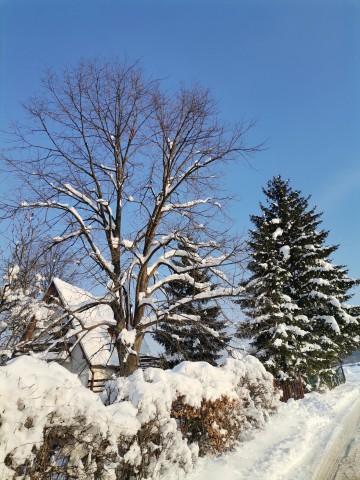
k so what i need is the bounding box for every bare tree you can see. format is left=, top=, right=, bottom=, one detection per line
left=0, top=262, right=62, bottom=364
left=0, top=212, right=87, bottom=363
left=1, top=211, right=84, bottom=294
left=2, top=59, right=260, bottom=375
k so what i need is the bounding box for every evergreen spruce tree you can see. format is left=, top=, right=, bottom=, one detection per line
left=238, top=176, right=360, bottom=387
left=154, top=242, right=229, bottom=368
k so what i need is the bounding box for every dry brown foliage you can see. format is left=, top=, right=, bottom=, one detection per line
left=172, top=395, right=244, bottom=456
left=6, top=423, right=116, bottom=480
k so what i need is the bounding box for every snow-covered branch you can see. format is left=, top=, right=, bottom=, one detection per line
left=162, top=197, right=212, bottom=213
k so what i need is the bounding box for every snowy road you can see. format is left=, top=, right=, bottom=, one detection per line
left=333, top=419, right=360, bottom=480
left=189, top=364, right=360, bottom=480
left=313, top=396, right=360, bottom=480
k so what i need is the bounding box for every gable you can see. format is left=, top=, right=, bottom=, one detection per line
left=51, top=278, right=118, bottom=367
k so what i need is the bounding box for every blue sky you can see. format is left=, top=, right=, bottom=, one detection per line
left=1, top=0, right=359, bottom=300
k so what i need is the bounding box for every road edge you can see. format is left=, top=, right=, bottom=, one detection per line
left=312, top=397, right=360, bottom=480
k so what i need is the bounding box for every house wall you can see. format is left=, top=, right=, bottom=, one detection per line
left=43, top=280, right=120, bottom=391
left=57, top=341, right=118, bottom=391
left=87, top=366, right=117, bottom=393
left=68, top=344, right=89, bottom=387
left=60, top=352, right=117, bottom=391
left=91, top=366, right=117, bottom=380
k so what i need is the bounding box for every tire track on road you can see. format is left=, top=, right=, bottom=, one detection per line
left=313, top=398, right=360, bottom=480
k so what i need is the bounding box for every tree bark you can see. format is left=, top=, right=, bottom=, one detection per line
left=116, top=332, right=144, bottom=377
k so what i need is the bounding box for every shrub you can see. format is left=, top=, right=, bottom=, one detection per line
left=103, top=355, right=280, bottom=476
left=0, top=357, right=122, bottom=480
left=171, top=395, right=243, bottom=455
left=0, top=354, right=279, bottom=479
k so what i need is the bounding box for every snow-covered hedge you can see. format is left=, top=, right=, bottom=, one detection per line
left=0, top=355, right=279, bottom=480
left=102, top=356, right=279, bottom=476
left=0, top=357, right=126, bottom=480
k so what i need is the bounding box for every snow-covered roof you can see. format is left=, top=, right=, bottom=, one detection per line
left=52, top=278, right=118, bottom=367
left=51, top=278, right=160, bottom=367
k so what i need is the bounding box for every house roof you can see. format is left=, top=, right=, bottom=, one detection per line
left=50, top=278, right=160, bottom=367
left=52, top=278, right=118, bottom=367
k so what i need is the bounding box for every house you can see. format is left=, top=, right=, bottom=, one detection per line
left=342, top=350, right=360, bottom=365
left=39, top=278, right=160, bottom=392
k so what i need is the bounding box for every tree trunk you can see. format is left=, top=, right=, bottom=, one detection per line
left=116, top=332, right=144, bottom=377
left=110, top=298, right=145, bottom=376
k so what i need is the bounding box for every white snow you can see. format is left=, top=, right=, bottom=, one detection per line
left=0, top=356, right=138, bottom=479
left=330, top=296, right=342, bottom=309
left=162, top=197, right=212, bottom=212
left=118, top=328, right=137, bottom=347
left=316, top=259, right=334, bottom=271
left=111, top=234, right=120, bottom=248
left=279, top=245, right=290, bottom=259
left=272, top=227, right=283, bottom=240
left=273, top=323, right=288, bottom=337
left=96, top=198, right=109, bottom=206
left=121, top=239, right=134, bottom=248
left=102, top=354, right=277, bottom=443
left=188, top=363, right=360, bottom=480
left=7, top=264, right=20, bottom=282
left=0, top=352, right=272, bottom=480
left=2, top=355, right=360, bottom=480
left=322, top=315, right=341, bottom=334
left=309, top=278, right=330, bottom=286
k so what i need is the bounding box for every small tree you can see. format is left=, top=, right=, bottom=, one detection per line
left=238, top=176, right=360, bottom=386
left=0, top=213, right=84, bottom=362
left=154, top=241, right=230, bottom=367
left=2, top=59, right=259, bottom=375
left=1, top=212, right=83, bottom=294
left=0, top=264, right=60, bottom=364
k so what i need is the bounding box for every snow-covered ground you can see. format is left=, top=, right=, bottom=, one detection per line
left=188, top=364, right=360, bottom=480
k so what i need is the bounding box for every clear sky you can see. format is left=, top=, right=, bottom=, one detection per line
left=1, top=0, right=359, bottom=301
